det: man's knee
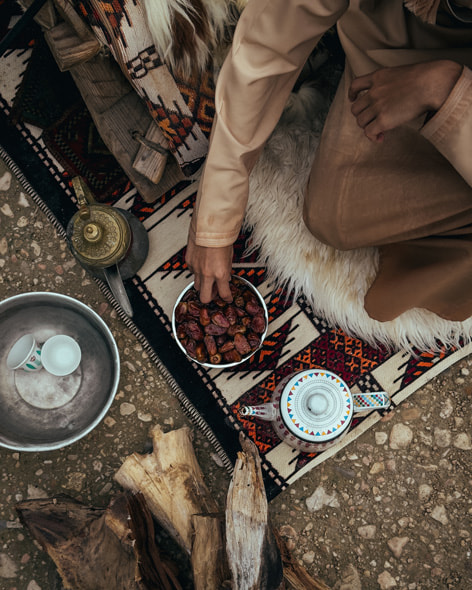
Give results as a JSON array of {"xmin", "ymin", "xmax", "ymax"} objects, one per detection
[{"xmin": 302, "ymin": 203, "xmax": 355, "ymax": 251}]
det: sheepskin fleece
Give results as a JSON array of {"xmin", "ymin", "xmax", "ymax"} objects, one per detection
[{"xmin": 244, "ymin": 86, "xmax": 472, "ymax": 352}]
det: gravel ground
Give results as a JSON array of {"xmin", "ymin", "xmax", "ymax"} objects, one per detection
[{"xmin": 0, "ymin": 156, "xmax": 471, "ymax": 590}]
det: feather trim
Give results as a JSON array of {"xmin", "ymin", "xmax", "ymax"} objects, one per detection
[{"xmin": 403, "ymin": 0, "xmax": 441, "ymax": 23}]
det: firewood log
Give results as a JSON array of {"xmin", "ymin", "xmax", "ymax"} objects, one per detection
[
  {"xmin": 16, "ymin": 494, "xmax": 140, "ymax": 590},
  {"xmin": 127, "ymin": 492, "xmax": 184, "ymax": 590},
  {"xmin": 115, "ymin": 425, "xmax": 219, "ymax": 555},
  {"xmin": 225, "ymin": 434, "xmax": 284, "ymax": 590},
  {"xmin": 191, "ymin": 513, "xmax": 231, "ymax": 589}
]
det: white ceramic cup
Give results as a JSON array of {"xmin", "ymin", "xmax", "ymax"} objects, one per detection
[
  {"xmin": 41, "ymin": 335, "xmax": 82, "ymax": 377},
  {"xmin": 6, "ymin": 334, "xmax": 42, "ymax": 372}
]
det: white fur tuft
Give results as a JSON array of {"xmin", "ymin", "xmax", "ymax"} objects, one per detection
[{"xmin": 142, "ymin": 0, "xmax": 245, "ymax": 76}]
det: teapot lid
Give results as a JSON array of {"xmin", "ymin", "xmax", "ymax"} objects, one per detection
[
  {"xmin": 70, "ymin": 205, "xmax": 131, "ymax": 268},
  {"xmin": 279, "ymin": 370, "xmax": 353, "ymax": 443}
]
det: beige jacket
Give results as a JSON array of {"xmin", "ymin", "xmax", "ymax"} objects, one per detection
[{"xmin": 191, "ymin": 0, "xmax": 472, "ymax": 248}]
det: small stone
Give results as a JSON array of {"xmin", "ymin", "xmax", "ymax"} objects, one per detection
[
  {"xmin": 0, "ymin": 553, "xmax": 17, "ymax": 578},
  {"xmin": 378, "ymin": 570, "xmax": 397, "ymax": 589},
  {"xmin": 0, "ymin": 171, "xmax": 12, "ymax": 191},
  {"xmin": 401, "ymin": 407, "xmax": 421, "ymax": 421},
  {"xmin": 20, "ymin": 554, "xmax": 30, "ymax": 564},
  {"xmin": 439, "ymin": 398, "xmax": 454, "ymax": 418},
  {"xmin": 358, "ymin": 525, "xmax": 376, "ymax": 539},
  {"xmin": 431, "ymin": 505, "xmax": 448, "ymax": 525},
  {"xmin": 120, "ymin": 402, "xmax": 136, "ymax": 416},
  {"xmin": 461, "ymin": 367, "xmax": 469, "ymax": 376},
  {"xmin": 27, "ymin": 485, "xmax": 48, "ymax": 499},
  {"xmin": 64, "ymin": 472, "xmax": 86, "ymax": 492},
  {"xmin": 98, "ymin": 302, "xmax": 108, "ymax": 316},
  {"xmin": 138, "ymin": 411, "xmax": 152, "ymax": 422},
  {"xmin": 99, "ymin": 482, "xmax": 113, "ymax": 495},
  {"xmin": 370, "ymin": 461, "xmax": 385, "ymax": 474},
  {"xmin": 305, "ymin": 485, "xmax": 340, "ymax": 512},
  {"xmin": 0, "ymin": 237, "xmax": 7, "ymax": 256},
  {"xmin": 389, "ymin": 423, "xmax": 413, "ymax": 449},
  {"xmin": 211, "ymin": 452, "xmax": 224, "ymax": 467},
  {"xmin": 279, "ymin": 525, "xmax": 298, "ymax": 551},
  {"xmin": 418, "ymin": 484, "xmax": 432, "ymax": 502},
  {"xmin": 387, "ymin": 536, "xmax": 409, "ymax": 558},
  {"xmin": 0, "ymin": 203, "xmax": 13, "ymax": 217},
  {"xmin": 434, "ymin": 428, "xmax": 451, "ymax": 448},
  {"xmin": 93, "ymin": 460, "xmax": 103, "ymax": 472},
  {"xmin": 302, "ymin": 550, "xmax": 315, "ymax": 565},
  {"xmin": 375, "ymin": 432, "xmax": 388, "ymax": 445},
  {"xmin": 453, "ymin": 433, "xmax": 472, "ymax": 450},
  {"xmin": 27, "ymin": 581, "xmax": 42, "ymax": 590},
  {"xmin": 104, "ymin": 416, "xmax": 116, "ymax": 427},
  {"xmin": 18, "ymin": 192, "xmax": 30, "ymax": 207},
  {"xmin": 31, "ymin": 241, "xmax": 41, "ymax": 257},
  {"xmin": 17, "ymin": 215, "xmax": 28, "ymax": 227}
]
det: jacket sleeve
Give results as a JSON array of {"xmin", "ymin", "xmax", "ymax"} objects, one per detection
[
  {"xmin": 191, "ymin": 0, "xmax": 349, "ymax": 248},
  {"xmin": 421, "ymin": 66, "xmax": 472, "ymax": 189}
]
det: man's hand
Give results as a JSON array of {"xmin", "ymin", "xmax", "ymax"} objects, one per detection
[
  {"xmin": 185, "ymin": 233, "xmax": 233, "ymax": 303},
  {"xmin": 349, "ymin": 60, "xmax": 463, "ymax": 142}
]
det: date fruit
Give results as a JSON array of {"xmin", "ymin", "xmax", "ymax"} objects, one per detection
[{"xmin": 175, "ymin": 277, "xmax": 267, "ymax": 365}]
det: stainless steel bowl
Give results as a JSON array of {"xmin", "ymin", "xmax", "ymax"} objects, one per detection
[
  {"xmin": 172, "ymin": 276, "xmax": 269, "ymax": 369},
  {"xmin": 0, "ymin": 292, "xmax": 120, "ymax": 451}
]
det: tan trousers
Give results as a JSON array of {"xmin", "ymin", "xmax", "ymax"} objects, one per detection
[{"xmin": 303, "ymin": 73, "xmax": 472, "ymax": 322}]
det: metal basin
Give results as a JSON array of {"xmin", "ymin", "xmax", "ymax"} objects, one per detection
[{"xmin": 0, "ymin": 292, "xmax": 120, "ymax": 451}]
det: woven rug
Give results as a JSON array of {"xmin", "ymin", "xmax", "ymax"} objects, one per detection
[{"xmin": 1, "ymin": 11, "xmax": 471, "ymax": 500}]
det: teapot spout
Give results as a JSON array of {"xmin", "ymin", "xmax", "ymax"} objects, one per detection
[{"xmin": 239, "ymin": 403, "xmax": 278, "ymax": 422}]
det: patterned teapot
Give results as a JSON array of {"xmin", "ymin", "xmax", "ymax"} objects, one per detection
[{"xmin": 240, "ymin": 369, "xmax": 390, "ymax": 452}]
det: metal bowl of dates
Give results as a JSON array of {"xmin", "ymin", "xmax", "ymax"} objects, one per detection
[
  {"xmin": 0, "ymin": 292, "xmax": 120, "ymax": 451},
  {"xmin": 172, "ymin": 276, "xmax": 268, "ymax": 368}
]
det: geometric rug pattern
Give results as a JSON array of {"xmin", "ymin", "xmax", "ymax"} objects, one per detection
[{"xmin": 1, "ymin": 9, "xmax": 470, "ymax": 499}]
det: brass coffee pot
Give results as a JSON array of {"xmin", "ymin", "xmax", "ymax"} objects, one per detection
[{"xmin": 66, "ymin": 177, "xmax": 149, "ymax": 317}]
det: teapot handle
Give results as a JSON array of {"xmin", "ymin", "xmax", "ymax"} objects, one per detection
[
  {"xmin": 103, "ymin": 265, "xmax": 133, "ymax": 317},
  {"xmin": 353, "ymin": 392, "xmax": 390, "ymax": 412}
]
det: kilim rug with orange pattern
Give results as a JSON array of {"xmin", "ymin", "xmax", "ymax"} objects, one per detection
[{"xmin": 1, "ymin": 4, "xmax": 470, "ymax": 499}]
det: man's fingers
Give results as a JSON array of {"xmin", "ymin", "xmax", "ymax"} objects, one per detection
[
  {"xmin": 199, "ymin": 276, "xmax": 215, "ymax": 304},
  {"xmin": 355, "ymin": 107, "xmax": 377, "ymax": 129},
  {"xmin": 216, "ymin": 277, "xmax": 233, "ymax": 302},
  {"xmin": 350, "ymin": 93, "xmax": 370, "ymax": 116},
  {"xmin": 348, "ymin": 74, "xmax": 372, "ymax": 101},
  {"xmin": 363, "ymin": 119, "xmax": 385, "ymax": 143}
]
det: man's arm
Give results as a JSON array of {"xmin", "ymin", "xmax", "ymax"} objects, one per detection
[
  {"xmin": 349, "ymin": 60, "xmax": 472, "ymax": 189},
  {"xmin": 421, "ymin": 66, "xmax": 472, "ymax": 188},
  {"xmin": 187, "ymin": 0, "xmax": 348, "ymax": 302}
]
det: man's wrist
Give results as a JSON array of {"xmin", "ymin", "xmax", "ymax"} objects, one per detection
[{"xmin": 427, "ymin": 60, "xmax": 463, "ymax": 112}]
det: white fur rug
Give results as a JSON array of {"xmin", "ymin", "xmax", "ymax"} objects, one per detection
[{"xmin": 245, "ymin": 86, "xmax": 472, "ymax": 352}]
